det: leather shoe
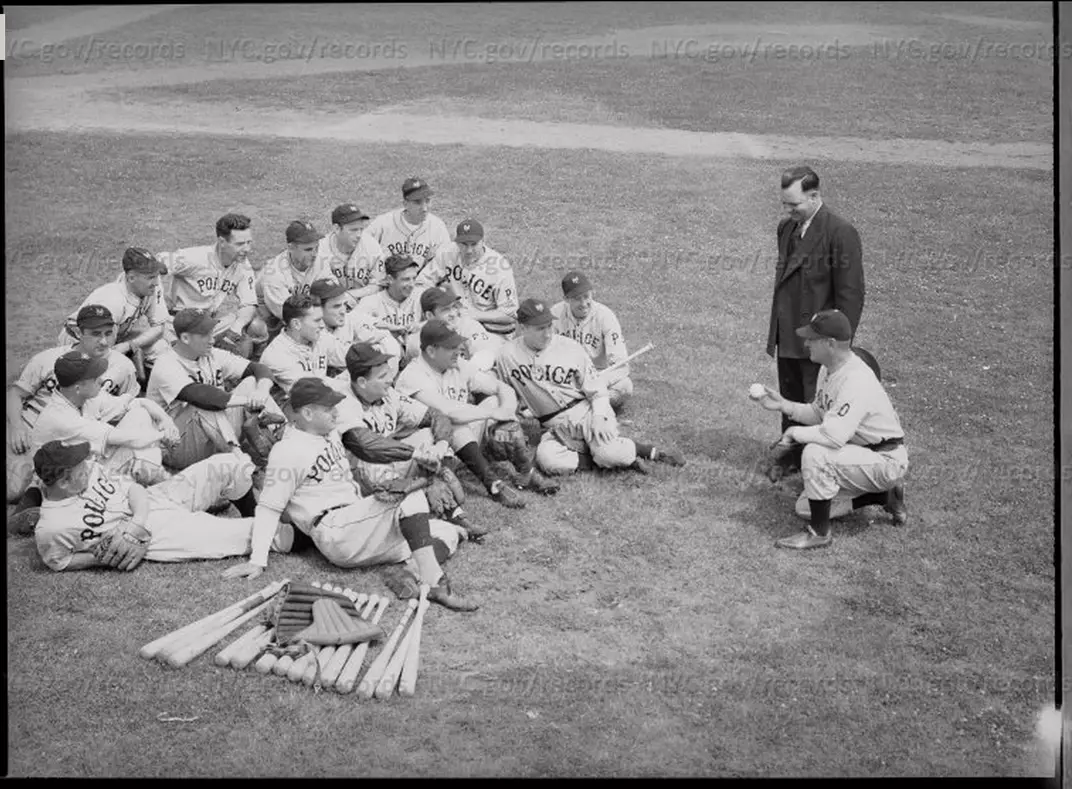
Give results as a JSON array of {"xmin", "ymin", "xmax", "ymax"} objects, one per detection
[
  {"xmin": 884, "ymin": 483, "xmax": 908, "ymax": 526},
  {"xmin": 775, "ymin": 529, "xmax": 833, "ymax": 550},
  {"xmin": 630, "ymin": 458, "xmax": 653, "ymax": 475},
  {"xmin": 450, "ymin": 512, "xmax": 489, "ymax": 542},
  {"xmin": 490, "ymin": 480, "xmax": 525, "ymax": 509},
  {"xmin": 516, "ymin": 469, "xmax": 559, "ymax": 495},
  {"xmin": 654, "ymin": 447, "xmax": 686, "ymax": 467},
  {"xmin": 427, "ymin": 575, "xmax": 479, "ymax": 612}
]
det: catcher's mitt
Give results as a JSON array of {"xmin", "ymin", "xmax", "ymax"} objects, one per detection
[
  {"xmin": 424, "ymin": 466, "xmax": 465, "ymax": 517},
  {"xmin": 485, "ymin": 419, "xmax": 529, "ymax": 463},
  {"xmin": 268, "ymin": 581, "xmax": 383, "ymax": 647},
  {"xmin": 241, "ymin": 412, "xmax": 285, "ymax": 468},
  {"xmin": 93, "ymin": 526, "xmax": 149, "ymax": 571}
]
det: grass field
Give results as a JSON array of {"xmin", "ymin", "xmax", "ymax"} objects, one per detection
[{"xmin": 4, "ymin": 2, "xmax": 1060, "ymax": 778}]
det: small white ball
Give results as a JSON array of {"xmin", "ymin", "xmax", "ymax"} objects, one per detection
[{"xmin": 749, "ymin": 383, "xmax": 766, "ymax": 399}]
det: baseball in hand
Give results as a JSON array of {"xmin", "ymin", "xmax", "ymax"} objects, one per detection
[{"xmin": 749, "ymin": 383, "xmax": 766, "ymax": 400}]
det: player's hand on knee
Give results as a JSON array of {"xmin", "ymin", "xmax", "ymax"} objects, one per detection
[
  {"xmin": 222, "ymin": 561, "xmax": 264, "ymax": 581},
  {"xmin": 9, "ymin": 423, "xmax": 31, "ymax": 454}
]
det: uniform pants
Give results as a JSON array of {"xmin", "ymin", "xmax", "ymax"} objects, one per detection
[
  {"xmin": 536, "ymin": 400, "xmax": 637, "ymax": 475},
  {"xmin": 607, "ymin": 376, "xmax": 634, "ymax": 410},
  {"xmin": 801, "ymin": 443, "xmax": 909, "ymax": 502}
]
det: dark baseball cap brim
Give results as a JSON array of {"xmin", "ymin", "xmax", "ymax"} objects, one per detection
[
  {"xmin": 795, "ymin": 324, "xmax": 825, "ymax": 340},
  {"xmin": 174, "ymin": 312, "xmax": 220, "ymax": 336},
  {"xmin": 77, "ymin": 314, "xmax": 115, "ymax": 329},
  {"xmin": 520, "ymin": 312, "xmax": 553, "ymax": 328},
  {"xmin": 310, "ymin": 281, "xmax": 350, "ymax": 302},
  {"xmin": 404, "ymin": 186, "xmax": 434, "ymax": 200},
  {"xmin": 332, "ymin": 207, "xmax": 370, "ymax": 225}
]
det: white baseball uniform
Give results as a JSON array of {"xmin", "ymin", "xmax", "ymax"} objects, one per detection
[
  {"xmin": 334, "ymin": 385, "xmax": 431, "ymax": 490},
  {"xmin": 259, "ymin": 332, "xmax": 346, "ymax": 395},
  {"xmin": 395, "ymin": 354, "xmax": 501, "ymax": 450},
  {"xmin": 403, "ymin": 314, "xmax": 504, "ymax": 372},
  {"xmin": 258, "ymin": 249, "xmax": 325, "ymax": 321},
  {"xmin": 59, "ymin": 277, "xmax": 172, "ymax": 361},
  {"xmin": 551, "ymin": 299, "xmax": 633, "ymax": 404},
  {"xmin": 786, "ymin": 354, "xmax": 908, "ymax": 501},
  {"xmin": 423, "ymin": 243, "xmax": 520, "ymax": 317},
  {"xmin": 35, "ymin": 453, "xmax": 268, "ymax": 572},
  {"xmin": 316, "ymin": 231, "xmax": 387, "ymax": 294},
  {"xmin": 367, "ymin": 208, "xmax": 452, "ymax": 269},
  {"xmin": 324, "ymin": 312, "xmax": 402, "ymax": 378},
  {"xmin": 249, "ymin": 426, "xmax": 421, "ymax": 569},
  {"xmin": 159, "ymin": 244, "xmax": 257, "ymax": 334},
  {"xmin": 13, "ymin": 347, "xmax": 138, "ymax": 429},
  {"xmin": 354, "ymin": 289, "xmax": 425, "ymax": 340},
  {"xmin": 494, "ymin": 335, "xmax": 636, "ymax": 474}
]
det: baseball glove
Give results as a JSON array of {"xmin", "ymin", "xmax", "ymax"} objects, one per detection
[
  {"xmin": 485, "ymin": 419, "xmax": 527, "ymax": 462},
  {"xmin": 424, "ymin": 466, "xmax": 465, "ymax": 517},
  {"xmin": 93, "ymin": 525, "xmax": 149, "ymax": 571},
  {"xmin": 269, "ymin": 581, "xmax": 383, "ymax": 647},
  {"xmin": 241, "ymin": 412, "xmax": 285, "ymax": 468}
]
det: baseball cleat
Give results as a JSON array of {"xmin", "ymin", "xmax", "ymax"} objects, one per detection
[
  {"xmin": 489, "ymin": 480, "xmax": 526, "ymax": 509},
  {"xmin": 450, "ymin": 512, "xmax": 489, "ymax": 542},
  {"xmin": 516, "ymin": 469, "xmax": 560, "ymax": 496},
  {"xmin": 654, "ymin": 447, "xmax": 686, "ymax": 467},
  {"xmin": 427, "ymin": 574, "xmax": 479, "ymax": 612},
  {"xmin": 884, "ymin": 483, "xmax": 908, "ymax": 526},
  {"xmin": 7, "ymin": 506, "xmax": 41, "ymax": 537},
  {"xmin": 629, "ymin": 458, "xmax": 653, "ymax": 475},
  {"xmin": 775, "ymin": 530, "xmax": 833, "ymax": 550}
]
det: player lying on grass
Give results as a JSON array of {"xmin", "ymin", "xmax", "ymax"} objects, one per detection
[
  {"xmin": 752, "ymin": 309, "xmax": 908, "ymax": 551},
  {"xmin": 8, "ymin": 305, "xmax": 139, "ymax": 503},
  {"xmin": 395, "ymin": 320, "xmax": 559, "ymax": 511},
  {"xmin": 494, "ymin": 298, "xmax": 686, "ymax": 476},
  {"xmin": 312, "ymin": 277, "xmax": 401, "ymax": 379},
  {"xmin": 32, "ymin": 440, "xmax": 292, "ymax": 572},
  {"xmin": 403, "ymin": 287, "xmax": 504, "ymax": 373},
  {"xmin": 333, "ymin": 342, "xmax": 486, "ymax": 537},
  {"xmin": 259, "ymin": 292, "xmax": 347, "ymax": 400},
  {"xmin": 551, "ymin": 270, "xmax": 633, "ymax": 412},
  {"xmin": 58, "ymin": 248, "xmax": 173, "ymax": 384},
  {"xmin": 318, "ymin": 203, "xmax": 388, "ymax": 307},
  {"xmin": 221, "ymin": 377, "xmax": 479, "ymax": 612},
  {"xmin": 146, "ymin": 307, "xmax": 284, "ymax": 471},
  {"xmin": 159, "ymin": 212, "xmax": 268, "ymax": 357},
  {"xmin": 420, "ymin": 219, "xmax": 519, "ymax": 337}
]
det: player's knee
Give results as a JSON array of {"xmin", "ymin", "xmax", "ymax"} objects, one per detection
[
  {"xmin": 800, "ymin": 442, "xmax": 829, "ymax": 470},
  {"xmin": 536, "ymin": 441, "xmax": 576, "ymax": 476},
  {"xmin": 399, "ymin": 490, "xmax": 430, "ymax": 517}
]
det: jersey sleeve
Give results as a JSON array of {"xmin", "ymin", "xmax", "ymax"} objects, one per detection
[
  {"xmin": 15, "ymin": 349, "xmax": 56, "ymax": 397},
  {"xmin": 260, "ymin": 259, "xmax": 292, "ymax": 320},
  {"xmin": 600, "ymin": 308, "xmax": 629, "ymax": 367},
  {"xmin": 34, "ymin": 407, "xmax": 113, "ymax": 456},
  {"xmin": 395, "ymin": 391, "xmax": 429, "ymax": 430},
  {"xmin": 468, "ymin": 365, "xmax": 501, "ymax": 397},
  {"xmin": 576, "ymin": 345, "xmax": 608, "ymax": 400},
  {"xmin": 260, "ymin": 346, "xmax": 302, "ymax": 395},
  {"xmin": 494, "ymin": 266, "xmax": 519, "ymax": 316},
  {"xmin": 146, "ymin": 287, "xmax": 169, "ymax": 326},
  {"xmin": 393, "ymin": 363, "xmax": 431, "ymax": 399},
  {"xmin": 817, "ymin": 376, "xmax": 870, "ymax": 447},
  {"xmin": 148, "ymin": 355, "xmax": 195, "ymax": 406},
  {"xmin": 34, "ymin": 503, "xmax": 85, "ymax": 571},
  {"xmin": 216, "ymin": 348, "xmax": 253, "ymax": 383},
  {"xmin": 109, "ymin": 355, "xmax": 141, "ymax": 397},
  {"xmin": 256, "ymin": 441, "xmax": 307, "ymax": 513},
  {"xmin": 235, "ymin": 264, "xmax": 257, "ymax": 308}
]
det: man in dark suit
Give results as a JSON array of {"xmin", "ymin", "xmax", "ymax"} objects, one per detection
[{"xmin": 766, "ymin": 166, "xmax": 864, "ymax": 477}]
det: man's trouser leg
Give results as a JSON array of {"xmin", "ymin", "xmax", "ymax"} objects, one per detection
[{"xmin": 776, "ymin": 355, "xmax": 821, "ymax": 468}]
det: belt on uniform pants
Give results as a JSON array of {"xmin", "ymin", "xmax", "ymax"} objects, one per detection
[
  {"xmin": 865, "ymin": 436, "xmax": 905, "ymax": 453},
  {"xmin": 311, "ymin": 503, "xmax": 349, "ymax": 529}
]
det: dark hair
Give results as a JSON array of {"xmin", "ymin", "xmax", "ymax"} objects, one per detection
[
  {"xmin": 780, "ymin": 166, "xmax": 820, "ymax": 192},
  {"xmin": 216, "ymin": 213, "xmax": 252, "ymax": 239},
  {"xmin": 282, "ymin": 293, "xmax": 320, "ymax": 325}
]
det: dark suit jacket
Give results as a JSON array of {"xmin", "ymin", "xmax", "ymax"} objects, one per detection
[{"xmin": 766, "ymin": 203, "xmax": 865, "ymax": 359}]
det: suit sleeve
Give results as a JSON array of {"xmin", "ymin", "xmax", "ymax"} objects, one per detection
[{"xmin": 830, "ymin": 221, "xmax": 864, "ymax": 333}]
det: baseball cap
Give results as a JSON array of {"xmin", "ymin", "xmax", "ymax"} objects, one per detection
[
  {"xmin": 76, "ymin": 304, "xmax": 115, "ymax": 329},
  {"xmin": 420, "ymin": 287, "xmax": 461, "ymax": 314},
  {"xmin": 34, "ymin": 440, "xmax": 92, "ymax": 486},
  {"xmin": 290, "ymin": 377, "xmax": 346, "ymax": 410},
  {"xmin": 796, "ymin": 309, "xmax": 852, "ymax": 341},
  {"xmin": 517, "ymin": 298, "xmax": 553, "ymax": 327},
  {"xmin": 54, "ymin": 350, "xmax": 108, "ymax": 387},
  {"xmin": 331, "ymin": 203, "xmax": 370, "ymax": 226},
  {"xmin": 455, "ymin": 219, "xmax": 484, "ymax": 244},
  {"xmin": 346, "ymin": 342, "xmax": 393, "ymax": 379},
  {"xmin": 172, "ymin": 308, "xmax": 219, "ymax": 337},
  {"xmin": 420, "ymin": 318, "xmax": 465, "ymax": 350},
  {"xmin": 122, "ymin": 247, "xmax": 168, "ymax": 275},
  {"xmin": 561, "ymin": 270, "xmax": 593, "ymax": 299},
  {"xmin": 309, "ymin": 278, "xmax": 349, "ymax": 303},
  {"xmin": 402, "ymin": 177, "xmax": 433, "ymax": 200},
  {"xmin": 384, "ymin": 255, "xmax": 418, "ymax": 277},
  {"xmin": 285, "ymin": 220, "xmax": 322, "ymax": 245}
]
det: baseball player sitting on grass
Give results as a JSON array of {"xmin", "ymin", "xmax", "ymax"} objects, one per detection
[
  {"xmin": 495, "ymin": 298, "xmax": 686, "ymax": 476},
  {"xmin": 752, "ymin": 309, "xmax": 908, "ymax": 550},
  {"xmin": 146, "ymin": 308, "xmax": 284, "ymax": 471},
  {"xmin": 32, "ymin": 440, "xmax": 292, "ymax": 572},
  {"xmin": 259, "ymin": 220, "xmax": 328, "ymax": 338},
  {"xmin": 259, "ymin": 293, "xmax": 347, "ymax": 400},
  {"xmin": 159, "ymin": 213, "xmax": 268, "ymax": 358},
  {"xmin": 312, "ymin": 278, "xmax": 402, "ymax": 379},
  {"xmin": 317, "ymin": 203, "xmax": 388, "ymax": 307},
  {"xmin": 551, "ymin": 270, "xmax": 633, "ymax": 412},
  {"xmin": 332, "ymin": 342, "xmax": 487, "ymax": 537},
  {"xmin": 8, "ymin": 306, "xmax": 140, "ymax": 505},
  {"xmin": 221, "ymin": 377, "xmax": 479, "ymax": 613},
  {"xmin": 396, "ymin": 320, "xmax": 559, "ymax": 508},
  {"xmin": 404, "ymin": 287, "xmax": 504, "ymax": 373},
  {"xmin": 367, "ymin": 177, "xmax": 452, "ymax": 273},
  {"xmin": 354, "ymin": 254, "xmax": 426, "ymax": 358},
  {"xmin": 58, "ymin": 248, "xmax": 173, "ymax": 384},
  {"xmin": 421, "ymin": 219, "xmax": 519, "ymax": 337}
]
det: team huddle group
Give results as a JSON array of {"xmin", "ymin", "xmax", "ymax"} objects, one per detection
[{"xmin": 7, "ymin": 176, "xmax": 687, "ymax": 612}]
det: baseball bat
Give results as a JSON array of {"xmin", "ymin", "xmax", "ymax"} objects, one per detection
[
  {"xmin": 273, "ymin": 654, "xmax": 295, "ymax": 676},
  {"xmin": 398, "ymin": 585, "xmax": 431, "ymax": 697},
  {"xmin": 287, "ymin": 650, "xmax": 317, "ymax": 683},
  {"xmin": 254, "ymin": 650, "xmax": 280, "ymax": 675},
  {"xmin": 374, "ymin": 591, "xmax": 426, "ymax": 700},
  {"xmin": 140, "ymin": 579, "xmax": 287, "ymax": 660},
  {"xmin": 230, "ymin": 627, "xmax": 275, "ymax": 670},
  {"xmin": 132, "ymin": 345, "xmax": 147, "ymax": 383},
  {"xmin": 358, "ymin": 598, "xmax": 418, "ymax": 700},
  {"xmin": 599, "ymin": 342, "xmax": 653, "ymax": 378},
  {"xmin": 320, "ymin": 594, "xmax": 373, "ymax": 689},
  {"xmin": 214, "ymin": 624, "xmax": 267, "ymax": 667},
  {"xmin": 335, "ymin": 597, "xmax": 390, "ymax": 694},
  {"xmin": 161, "ymin": 599, "xmax": 275, "ymax": 669}
]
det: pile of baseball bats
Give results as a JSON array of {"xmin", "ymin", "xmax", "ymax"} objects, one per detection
[{"xmin": 138, "ymin": 579, "xmax": 432, "ymax": 699}]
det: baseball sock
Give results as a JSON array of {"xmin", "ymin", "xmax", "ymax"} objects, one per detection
[
  {"xmin": 633, "ymin": 441, "xmax": 656, "ymax": 460},
  {"xmin": 229, "ymin": 489, "xmax": 258, "ymax": 518},
  {"xmin": 398, "ymin": 512, "xmax": 443, "ymax": 587},
  {"xmin": 809, "ymin": 499, "xmax": 832, "ymax": 538},
  {"xmin": 455, "ymin": 441, "xmax": 500, "ymax": 492},
  {"xmin": 852, "ymin": 492, "xmax": 887, "ymax": 509}
]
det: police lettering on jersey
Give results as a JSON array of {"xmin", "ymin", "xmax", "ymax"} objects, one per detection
[
  {"xmin": 509, "ymin": 362, "xmax": 582, "ymax": 388},
  {"xmin": 306, "ymin": 439, "xmax": 350, "ymax": 485},
  {"xmin": 195, "ymin": 275, "xmax": 245, "ymax": 297},
  {"xmin": 444, "ymin": 266, "xmax": 508, "ymax": 305},
  {"xmin": 558, "ymin": 328, "xmax": 603, "ymax": 352},
  {"xmin": 386, "ymin": 240, "xmax": 434, "ymax": 262},
  {"xmin": 191, "ymin": 368, "xmax": 226, "ymax": 387},
  {"xmin": 79, "ymin": 473, "xmax": 118, "ymax": 539}
]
